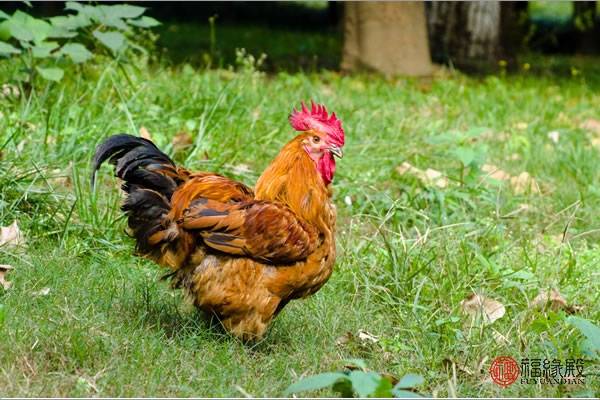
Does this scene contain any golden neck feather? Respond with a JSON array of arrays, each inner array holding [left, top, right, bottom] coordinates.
[[255, 136, 331, 227]]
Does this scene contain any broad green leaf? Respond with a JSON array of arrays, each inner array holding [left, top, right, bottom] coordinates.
[[0, 304, 5, 326], [5, 11, 52, 43], [285, 372, 347, 395], [394, 374, 425, 389], [372, 377, 394, 397], [392, 389, 423, 398], [451, 146, 476, 167], [26, 17, 52, 43], [0, 10, 9, 20], [9, 9, 29, 23], [60, 42, 92, 63], [332, 379, 354, 398], [5, 19, 34, 42], [50, 14, 90, 30], [127, 16, 160, 28], [95, 7, 129, 30], [104, 4, 146, 19], [93, 30, 126, 53], [567, 316, 600, 352], [344, 358, 368, 370], [64, 1, 85, 13], [32, 41, 59, 58], [348, 371, 381, 398], [65, 2, 101, 21], [0, 21, 10, 41], [0, 40, 20, 55], [36, 66, 64, 82], [48, 25, 78, 39]]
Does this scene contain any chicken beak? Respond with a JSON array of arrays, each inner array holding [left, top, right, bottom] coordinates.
[[329, 145, 343, 159]]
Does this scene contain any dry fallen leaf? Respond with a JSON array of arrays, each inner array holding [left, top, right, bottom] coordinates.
[[481, 164, 540, 194], [515, 122, 528, 130], [580, 118, 600, 135], [481, 164, 511, 181], [1, 83, 20, 98], [591, 137, 600, 150], [507, 153, 521, 161], [335, 331, 353, 346], [49, 167, 72, 188], [397, 162, 448, 188], [357, 329, 379, 343], [0, 264, 13, 290], [511, 171, 540, 194], [33, 287, 51, 296], [461, 293, 506, 325], [547, 130, 560, 144], [336, 329, 380, 347], [0, 221, 25, 248], [172, 131, 193, 152], [231, 164, 253, 175], [530, 288, 582, 314], [442, 358, 475, 376], [531, 288, 567, 310], [492, 330, 511, 345], [139, 126, 153, 141]]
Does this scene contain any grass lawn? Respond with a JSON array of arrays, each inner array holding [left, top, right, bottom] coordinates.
[[1, 49, 600, 396]]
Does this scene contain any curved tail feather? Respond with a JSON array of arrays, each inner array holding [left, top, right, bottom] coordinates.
[[91, 134, 186, 260]]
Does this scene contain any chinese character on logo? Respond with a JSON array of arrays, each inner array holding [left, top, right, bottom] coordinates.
[[490, 356, 520, 388]]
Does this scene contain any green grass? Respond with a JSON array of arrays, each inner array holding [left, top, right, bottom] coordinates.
[[156, 22, 341, 71], [1, 51, 600, 397]]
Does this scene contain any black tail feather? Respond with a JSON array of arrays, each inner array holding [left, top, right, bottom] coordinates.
[[91, 134, 183, 255], [91, 134, 174, 188]]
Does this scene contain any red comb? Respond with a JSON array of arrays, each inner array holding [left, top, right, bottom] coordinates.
[[289, 100, 345, 147]]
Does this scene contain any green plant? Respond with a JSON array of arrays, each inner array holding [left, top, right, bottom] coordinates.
[[566, 316, 600, 359], [0, 2, 160, 83], [285, 360, 426, 398]]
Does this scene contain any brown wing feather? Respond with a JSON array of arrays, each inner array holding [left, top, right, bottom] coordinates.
[[168, 173, 254, 219], [181, 198, 319, 263]]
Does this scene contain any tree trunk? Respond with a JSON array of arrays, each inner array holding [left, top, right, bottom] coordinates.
[[573, 1, 598, 54], [341, 1, 433, 77], [499, 2, 529, 62], [428, 1, 501, 69]]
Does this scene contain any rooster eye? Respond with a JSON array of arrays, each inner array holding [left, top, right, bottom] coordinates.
[[313, 136, 321, 143]]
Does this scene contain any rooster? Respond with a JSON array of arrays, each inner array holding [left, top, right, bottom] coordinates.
[[91, 101, 345, 340]]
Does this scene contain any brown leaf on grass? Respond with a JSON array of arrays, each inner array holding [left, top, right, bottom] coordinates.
[[0, 265, 13, 290], [335, 331, 353, 346], [492, 330, 511, 345], [442, 358, 475, 376], [172, 131, 193, 152], [510, 171, 540, 194], [0, 221, 24, 248], [335, 329, 379, 347], [460, 293, 506, 325], [481, 164, 540, 194], [481, 164, 511, 181], [1, 84, 20, 98], [33, 287, 51, 296], [230, 164, 253, 175], [49, 167, 72, 188], [515, 122, 528, 130], [547, 130, 560, 144], [531, 289, 583, 314], [357, 329, 379, 343], [139, 126, 153, 141], [580, 118, 600, 135], [591, 137, 600, 149], [397, 162, 448, 188]]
